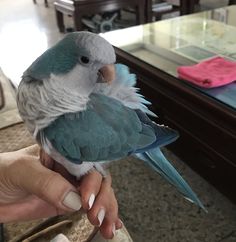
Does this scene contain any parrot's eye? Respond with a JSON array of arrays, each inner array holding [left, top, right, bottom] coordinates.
[[80, 56, 90, 65]]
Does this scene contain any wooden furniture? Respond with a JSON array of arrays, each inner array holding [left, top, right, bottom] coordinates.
[[229, 0, 236, 4], [146, 0, 196, 22], [0, 224, 3, 242], [101, 6, 236, 203], [54, 0, 146, 33], [33, 0, 48, 7]]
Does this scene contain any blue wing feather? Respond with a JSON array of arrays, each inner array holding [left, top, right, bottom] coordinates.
[[115, 64, 137, 87], [134, 110, 179, 153], [43, 93, 157, 162]]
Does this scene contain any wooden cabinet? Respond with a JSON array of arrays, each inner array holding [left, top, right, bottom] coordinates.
[[115, 47, 236, 203], [54, 0, 146, 33]]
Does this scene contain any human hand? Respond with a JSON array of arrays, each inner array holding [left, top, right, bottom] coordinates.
[[0, 145, 122, 239]]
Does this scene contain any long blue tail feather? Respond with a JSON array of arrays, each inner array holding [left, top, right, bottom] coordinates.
[[135, 148, 206, 211]]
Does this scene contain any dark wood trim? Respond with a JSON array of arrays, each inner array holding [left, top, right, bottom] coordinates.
[[0, 224, 4, 242], [146, 0, 196, 23], [228, 0, 236, 5], [54, 0, 146, 32]]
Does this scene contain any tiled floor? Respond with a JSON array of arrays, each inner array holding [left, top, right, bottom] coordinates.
[[1, 1, 236, 242]]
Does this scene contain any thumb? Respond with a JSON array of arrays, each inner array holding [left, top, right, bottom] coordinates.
[[8, 156, 82, 212]]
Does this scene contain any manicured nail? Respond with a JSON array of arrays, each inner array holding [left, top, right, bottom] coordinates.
[[98, 208, 105, 226], [62, 191, 81, 210], [88, 193, 95, 210], [112, 223, 116, 237], [50, 233, 70, 242]]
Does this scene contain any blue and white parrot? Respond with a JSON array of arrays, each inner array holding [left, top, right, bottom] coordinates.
[[17, 31, 205, 210]]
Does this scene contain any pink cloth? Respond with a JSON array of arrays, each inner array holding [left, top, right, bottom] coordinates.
[[177, 56, 236, 88]]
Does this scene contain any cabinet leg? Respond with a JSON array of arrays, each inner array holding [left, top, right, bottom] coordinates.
[[137, 5, 145, 24], [55, 10, 65, 33], [73, 13, 83, 31]]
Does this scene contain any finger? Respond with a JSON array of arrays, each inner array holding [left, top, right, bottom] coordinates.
[[18, 144, 40, 157], [0, 145, 39, 165], [99, 190, 118, 239], [40, 150, 78, 186], [53, 161, 78, 187], [87, 175, 114, 225], [0, 195, 66, 223], [99, 216, 123, 239], [115, 218, 123, 230], [79, 170, 103, 210], [87, 176, 119, 239], [99, 220, 116, 239], [7, 156, 82, 212], [40, 149, 54, 169]]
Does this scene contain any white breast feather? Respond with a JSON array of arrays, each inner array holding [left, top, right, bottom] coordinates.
[[17, 65, 91, 136]]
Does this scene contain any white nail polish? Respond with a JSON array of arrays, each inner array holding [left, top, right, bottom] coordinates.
[[88, 193, 95, 210], [112, 223, 116, 237], [62, 191, 82, 211], [98, 208, 105, 226], [50, 233, 70, 242]]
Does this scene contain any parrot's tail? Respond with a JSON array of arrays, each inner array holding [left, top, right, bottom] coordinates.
[[135, 148, 206, 211]]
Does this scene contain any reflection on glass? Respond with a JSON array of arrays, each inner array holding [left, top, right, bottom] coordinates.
[[102, 5, 236, 110]]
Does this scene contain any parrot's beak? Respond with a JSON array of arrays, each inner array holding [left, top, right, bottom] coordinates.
[[97, 64, 115, 84]]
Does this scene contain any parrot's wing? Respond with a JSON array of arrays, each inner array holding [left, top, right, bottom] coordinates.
[[134, 109, 179, 152], [42, 93, 158, 163]]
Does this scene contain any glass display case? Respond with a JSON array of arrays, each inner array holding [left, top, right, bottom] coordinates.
[[102, 5, 236, 110]]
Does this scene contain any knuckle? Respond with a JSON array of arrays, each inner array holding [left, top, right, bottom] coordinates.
[[87, 210, 99, 225], [103, 174, 112, 186], [106, 203, 118, 223], [8, 157, 31, 185], [36, 172, 61, 194]]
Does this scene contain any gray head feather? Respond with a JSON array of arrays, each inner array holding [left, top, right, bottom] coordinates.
[[23, 31, 116, 81]]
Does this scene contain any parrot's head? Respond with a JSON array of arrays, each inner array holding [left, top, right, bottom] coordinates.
[[55, 31, 116, 94], [24, 31, 116, 95], [17, 31, 117, 135], [71, 31, 116, 84]]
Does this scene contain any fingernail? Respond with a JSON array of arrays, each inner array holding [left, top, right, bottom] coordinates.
[[50, 233, 70, 242], [98, 208, 105, 226], [62, 191, 82, 210], [112, 223, 116, 237], [88, 193, 95, 210]]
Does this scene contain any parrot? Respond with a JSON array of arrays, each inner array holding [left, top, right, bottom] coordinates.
[[16, 31, 205, 210]]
